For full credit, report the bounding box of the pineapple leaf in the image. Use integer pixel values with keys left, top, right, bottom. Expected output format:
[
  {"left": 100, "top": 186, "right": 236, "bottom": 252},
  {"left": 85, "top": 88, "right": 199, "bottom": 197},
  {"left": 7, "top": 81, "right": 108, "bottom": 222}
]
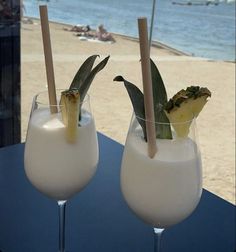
[
  {"left": 80, "top": 55, "right": 110, "bottom": 102},
  {"left": 150, "top": 59, "right": 172, "bottom": 139},
  {"left": 69, "top": 55, "right": 99, "bottom": 90},
  {"left": 155, "top": 104, "right": 173, "bottom": 139},
  {"left": 150, "top": 59, "right": 167, "bottom": 105},
  {"left": 114, "top": 75, "right": 147, "bottom": 141}
]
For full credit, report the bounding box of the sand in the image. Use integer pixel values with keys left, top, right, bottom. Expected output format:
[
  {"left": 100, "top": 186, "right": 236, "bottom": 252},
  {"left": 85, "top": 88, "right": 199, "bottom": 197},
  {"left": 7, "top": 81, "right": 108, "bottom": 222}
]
[{"left": 21, "top": 19, "right": 235, "bottom": 204}]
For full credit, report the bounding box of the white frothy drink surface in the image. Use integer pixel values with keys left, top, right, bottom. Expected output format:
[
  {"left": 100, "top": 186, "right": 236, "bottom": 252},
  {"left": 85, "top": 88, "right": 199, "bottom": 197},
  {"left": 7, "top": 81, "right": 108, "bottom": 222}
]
[
  {"left": 121, "top": 128, "right": 202, "bottom": 228},
  {"left": 24, "top": 108, "right": 98, "bottom": 200}
]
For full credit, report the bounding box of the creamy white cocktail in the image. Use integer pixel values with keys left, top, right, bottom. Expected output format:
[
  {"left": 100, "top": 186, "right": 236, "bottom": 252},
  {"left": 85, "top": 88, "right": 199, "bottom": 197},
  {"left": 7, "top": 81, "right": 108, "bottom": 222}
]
[
  {"left": 121, "top": 120, "right": 202, "bottom": 228},
  {"left": 23, "top": 52, "right": 109, "bottom": 252},
  {"left": 114, "top": 53, "right": 210, "bottom": 252},
  {"left": 24, "top": 107, "right": 98, "bottom": 200}
]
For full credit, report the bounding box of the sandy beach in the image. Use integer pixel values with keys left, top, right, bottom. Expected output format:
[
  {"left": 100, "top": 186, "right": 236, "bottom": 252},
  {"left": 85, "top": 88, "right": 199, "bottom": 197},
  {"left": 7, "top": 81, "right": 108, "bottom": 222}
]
[{"left": 21, "top": 19, "right": 235, "bottom": 204}]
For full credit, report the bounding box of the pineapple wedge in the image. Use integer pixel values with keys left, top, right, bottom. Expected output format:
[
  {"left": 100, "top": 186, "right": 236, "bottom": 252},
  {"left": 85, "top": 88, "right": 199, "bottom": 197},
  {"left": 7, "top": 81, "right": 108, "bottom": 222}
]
[
  {"left": 60, "top": 89, "right": 80, "bottom": 143},
  {"left": 164, "top": 86, "right": 211, "bottom": 137}
]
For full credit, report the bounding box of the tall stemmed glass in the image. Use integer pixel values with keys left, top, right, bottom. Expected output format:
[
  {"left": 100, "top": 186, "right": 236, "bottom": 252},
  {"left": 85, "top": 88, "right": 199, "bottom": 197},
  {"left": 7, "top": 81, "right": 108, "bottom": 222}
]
[
  {"left": 120, "top": 114, "right": 202, "bottom": 252},
  {"left": 24, "top": 89, "right": 99, "bottom": 252}
]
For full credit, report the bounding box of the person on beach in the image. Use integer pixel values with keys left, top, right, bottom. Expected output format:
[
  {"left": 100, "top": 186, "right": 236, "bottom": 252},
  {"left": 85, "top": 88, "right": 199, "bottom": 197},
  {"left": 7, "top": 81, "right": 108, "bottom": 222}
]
[
  {"left": 74, "top": 24, "right": 115, "bottom": 43},
  {"left": 64, "top": 24, "right": 90, "bottom": 33},
  {"left": 96, "top": 24, "right": 115, "bottom": 42}
]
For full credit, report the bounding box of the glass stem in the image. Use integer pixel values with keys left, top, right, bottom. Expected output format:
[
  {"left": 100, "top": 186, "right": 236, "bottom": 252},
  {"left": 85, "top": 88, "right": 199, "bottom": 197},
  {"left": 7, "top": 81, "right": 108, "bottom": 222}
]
[
  {"left": 153, "top": 227, "right": 164, "bottom": 252},
  {"left": 58, "top": 200, "right": 67, "bottom": 252}
]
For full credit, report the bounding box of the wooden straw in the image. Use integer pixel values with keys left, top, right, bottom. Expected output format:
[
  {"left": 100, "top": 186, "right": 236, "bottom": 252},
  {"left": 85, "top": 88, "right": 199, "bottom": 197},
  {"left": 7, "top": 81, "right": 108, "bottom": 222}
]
[
  {"left": 138, "top": 17, "right": 157, "bottom": 158},
  {"left": 39, "top": 5, "right": 58, "bottom": 113}
]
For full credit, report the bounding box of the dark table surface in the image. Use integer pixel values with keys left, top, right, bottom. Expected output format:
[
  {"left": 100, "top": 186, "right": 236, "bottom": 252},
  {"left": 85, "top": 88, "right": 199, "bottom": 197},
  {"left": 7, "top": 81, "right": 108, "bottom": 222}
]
[{"left": 0, "top": 133, "right": 235, "bottom": 252}]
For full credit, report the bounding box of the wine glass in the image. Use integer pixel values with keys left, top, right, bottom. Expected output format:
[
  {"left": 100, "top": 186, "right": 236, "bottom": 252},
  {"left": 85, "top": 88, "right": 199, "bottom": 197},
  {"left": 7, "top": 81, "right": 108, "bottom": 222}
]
[
  {"left": 120, "top": 114, "right": 202, "bottom": 252},
  {"left": 24, "top": 89, "right": 99, "bottom": 252}
]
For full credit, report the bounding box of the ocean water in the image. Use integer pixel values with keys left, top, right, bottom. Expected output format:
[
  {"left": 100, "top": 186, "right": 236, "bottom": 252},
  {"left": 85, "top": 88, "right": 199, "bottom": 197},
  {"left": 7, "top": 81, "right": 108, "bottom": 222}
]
[{"left": 23, "top": 0, "right": 235, "bottom": 61}]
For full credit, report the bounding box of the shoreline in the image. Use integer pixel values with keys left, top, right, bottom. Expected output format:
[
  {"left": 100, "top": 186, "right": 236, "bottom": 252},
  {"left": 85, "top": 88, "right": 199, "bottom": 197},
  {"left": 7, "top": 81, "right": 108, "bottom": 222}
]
[
  {"left": 23, "top": 16, "right": 188, "bottom": 57},
  {"left": 21, "top": 18, "right": 235, "bottom": 204},
  {"left": 113, "top": 33, "right": 190, "bottom": 57},
  {"left": 23, "top": 16, "right": 235, "bottom": 63}
]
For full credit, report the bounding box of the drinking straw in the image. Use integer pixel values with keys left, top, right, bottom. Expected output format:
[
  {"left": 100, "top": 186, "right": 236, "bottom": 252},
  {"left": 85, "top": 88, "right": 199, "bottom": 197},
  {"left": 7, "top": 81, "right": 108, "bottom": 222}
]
[
  {"left": 39, "top": 5, "right": 58, "bottom": 113},
  {"left": 138, "top": 17, "right": 157, "bottom": 158}
]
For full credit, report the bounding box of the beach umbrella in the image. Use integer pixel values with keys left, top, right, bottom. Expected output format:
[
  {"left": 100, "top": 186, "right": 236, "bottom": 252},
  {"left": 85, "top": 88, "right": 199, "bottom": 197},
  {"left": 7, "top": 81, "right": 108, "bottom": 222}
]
[{"left": 149, "top": 0, "right": 157, "bottom": 49}]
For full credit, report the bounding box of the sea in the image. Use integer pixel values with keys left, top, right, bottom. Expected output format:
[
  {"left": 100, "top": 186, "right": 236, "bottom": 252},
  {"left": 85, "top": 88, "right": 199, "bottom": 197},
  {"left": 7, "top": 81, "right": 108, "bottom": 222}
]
[{"left": 23, "top": 0, "right": 235, "bottom": 61}]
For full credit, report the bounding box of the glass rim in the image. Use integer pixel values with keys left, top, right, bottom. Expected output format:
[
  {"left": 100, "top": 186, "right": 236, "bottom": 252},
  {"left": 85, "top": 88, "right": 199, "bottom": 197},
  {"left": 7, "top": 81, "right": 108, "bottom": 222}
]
[
  {"left": 34, "top": 89, "right": 90, "bottom": 107},
  {"left": 134, "top": 113, "right": 195, "bottom": 125}
]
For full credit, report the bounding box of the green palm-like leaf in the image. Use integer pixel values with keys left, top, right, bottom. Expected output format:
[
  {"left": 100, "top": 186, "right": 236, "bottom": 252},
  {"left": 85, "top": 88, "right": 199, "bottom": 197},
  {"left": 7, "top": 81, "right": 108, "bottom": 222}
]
[
  {"left": 150, "top": 59, "right": 172, "bottom": 139},
  {"left": 69, "top": 55, "right": 99, "bottom": 90},
  {"left": 150, "top": 58, "right": 167, "bottom": 105},
  {"left": 79, "top": 56, "right": 110, "bottom": 102},
  {"left": 114, "top": 59, "right": 172, "bottom": 140},
  {"left": 61, "top": 55, "right": 109, "bottom": 123},
  {"left": 114, "top": 76, "right": 147, "bottom": 141}
]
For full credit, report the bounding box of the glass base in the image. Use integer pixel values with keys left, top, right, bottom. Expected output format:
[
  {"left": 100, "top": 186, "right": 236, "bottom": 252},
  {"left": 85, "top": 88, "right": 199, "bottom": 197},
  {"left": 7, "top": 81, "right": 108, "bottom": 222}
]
[
  {"left": 58, "top": 200, "right": 67, "bottom": 252},
  {"left": 153, "top": 227, "right": 165, "bottom": 252}
]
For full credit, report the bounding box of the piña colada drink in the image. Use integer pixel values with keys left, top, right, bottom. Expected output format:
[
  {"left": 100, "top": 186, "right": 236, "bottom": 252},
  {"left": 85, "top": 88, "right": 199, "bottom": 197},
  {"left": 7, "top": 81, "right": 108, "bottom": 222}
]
[
  {"left": 24, "top": 55, "right": 109, "bottom": 252},
  {"left": 24, "top": 55, "right": 109, "bottom": 200},
  {"left": 120, "top": 86, "right": 211, "bottom": 228},
  {"left": 114, "top": 61, "right": 211, "bottom": 252},
  {"left": 24, "top": 93, "right": 98, "bottom": 200},
  {"left": 121, "top": 116, "right": 202, "bottom": 228}
]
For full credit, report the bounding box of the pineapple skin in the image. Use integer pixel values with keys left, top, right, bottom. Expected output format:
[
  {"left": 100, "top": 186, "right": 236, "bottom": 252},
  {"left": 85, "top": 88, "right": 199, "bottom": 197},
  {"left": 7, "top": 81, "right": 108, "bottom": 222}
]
[{"left": 164, "top": 86, "right": 211, "bottom": 137}]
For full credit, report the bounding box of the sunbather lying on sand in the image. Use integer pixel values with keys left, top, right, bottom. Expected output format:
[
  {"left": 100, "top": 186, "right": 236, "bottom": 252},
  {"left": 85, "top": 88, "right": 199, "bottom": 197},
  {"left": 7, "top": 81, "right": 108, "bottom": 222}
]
[
  {"left": 64, "top": 24, "right": 91, "bottom": 32},
  {"left": 96, "top": 24, "right": 115, "bottom": 42},
  {"left": 74, "top": 24, "right": 116, "bottom": 43}
]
